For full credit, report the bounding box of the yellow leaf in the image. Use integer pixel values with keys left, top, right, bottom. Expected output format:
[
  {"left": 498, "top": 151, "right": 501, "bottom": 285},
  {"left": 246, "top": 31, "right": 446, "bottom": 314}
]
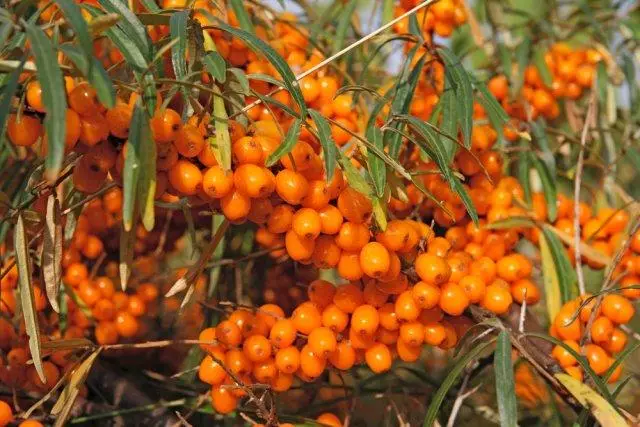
[
  {"left": 539, "top": 231, "right": 561, "bottom": 322},
  {"left": 555, "top": 373, "right": 628, "bottom": 427}
]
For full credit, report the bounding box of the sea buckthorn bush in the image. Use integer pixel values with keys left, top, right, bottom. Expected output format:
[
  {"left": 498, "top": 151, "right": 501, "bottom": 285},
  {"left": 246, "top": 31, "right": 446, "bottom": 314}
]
[{"left": 0, "top": 0, "right": 638, "bottom": 426}]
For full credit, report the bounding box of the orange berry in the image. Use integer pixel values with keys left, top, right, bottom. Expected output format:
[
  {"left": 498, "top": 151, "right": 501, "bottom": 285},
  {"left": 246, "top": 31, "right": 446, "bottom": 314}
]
[
  {"left": 590, "top": 316, "right": 614, "bottom": 344},
  {"left": 584, "top": 344, "right": 611, "bottom": 375},
  {"left": 415, "top": 253, "right": 451, "bottom": 285},
  {"left": 602, "top": 294, "right": 635, "bottom": 324},
  {"left": 299, "top": 344, "right": 326, "bottom": 378},
  {"left": 333, "top": 283, "right": 364, "bottom": 313},
  {"left": 351, "top": 304, "right": 379, "bottom": 336},
  {"left": 551, "top": 340, "right": 579, "bottom": 368},
  {"left": 365, "top": 343, "right": 392, "bottom": 373},
  {"left": 7, "top": 114, "right": 42, "bottom": 147},
  {"left": 221, "top": 189, "right": 251, "bottom": 222},
  {"left": 359, "top": 242, "right": 391, "bottom": 279},
  {"left": 423, "top": 321, "right": 447, "bottom": 346},
  {"left": 292, "top": 302, "right": 322, "bottom": 335},
  {"left": 481, "top": 284, "right": 513, "bottom": 315},
  {"left": 292, "top": 208, "right": 322, "bottom": 240},
  {"left": 216, "top": 320, "right": 243, "bottom": 347},
  {"left": 327, "top": 341, "right": 355, "bottom": 371},
  {"left": 168, "top": 160, "right": 202, "bottom": 196},
  {"left": 275, "top": 346, "right": 300, "bottom": 374},
  {"left": 151, "top": 108, "right": 182, "bottom": 143},
  {"left": 199, "top": 353, "right": 228, "bottom": 385},
  {"left": 337, "top": 187, "right": 372, "bottom": 224},
  {"left": 395, "top": 290, "right": 420, "bottom": 322},
  {"left": 210, "top": 386, "right": 238, "bottom": 414},
  {"left": 439, "top": 283, "right": 470, "bottom": 316},
  {"left": 243, "top": 335, "right": 272, "bottom": 363},
  {"left": 308, "top": 327, "right": 337, "bottom": 357},
  {"left": 603, "top": 328, "right": 627, "bottom": 354}
]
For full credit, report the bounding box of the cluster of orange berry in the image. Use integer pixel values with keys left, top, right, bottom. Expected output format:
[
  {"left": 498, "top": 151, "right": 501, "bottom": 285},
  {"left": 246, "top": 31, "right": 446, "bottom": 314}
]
[
  {"left": 393, "top": 0, "right": 467, "bottom": 39},
  {"left": 547, "top": 202, "right": 637, "bottom": 383},
  {"left": 489, "top": 43, "right": 602, "bottom": 127}
]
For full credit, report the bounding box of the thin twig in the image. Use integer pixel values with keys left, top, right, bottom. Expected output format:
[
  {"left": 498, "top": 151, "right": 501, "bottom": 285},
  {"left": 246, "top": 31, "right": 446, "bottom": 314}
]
[{"left": 573, "top": 91, "right": 597, "bottom": 296}]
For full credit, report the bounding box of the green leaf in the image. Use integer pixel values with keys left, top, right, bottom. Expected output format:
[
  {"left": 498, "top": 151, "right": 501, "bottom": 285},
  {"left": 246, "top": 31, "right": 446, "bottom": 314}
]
[
  {"left": 98, "top": 0, "right": 151, "bottom": 61},
  {"left": 540, "top": 226, "right": 576, "bottom": 316},
  {"left": 386, "top": 48, "right": 425, "bottom": 158},
  {"left": 24, "top": 21, "right": 67, "bottom": 181},
  {"left": 138, "top": 0, "right": 160, "bottom": 12},
  {"left": 132, "top": 106, "right": 156, "bottom": 231},
  {"left": 210, "top": 86, "right": 231, "bottom": 171},
  {"left": 451, "top": 177, "right": 478, "bottom": 225},
  {"left": 308, "top": 109, "right": 338, "bottom": 182},
  {"left": 338, "top": 152, "right": 373, "bottom": 197},
  {"left": 122, "top": 105, "right": 144, "bottom": 231},
  {"left": 538, "top": 229, "right": 562, "bottom": 322},
  {"left": 218, "top": 23, "right": 307, "bottom": 118},
  {"left": 202, "top": 51, "right": 226, "bottom": 83},
  {"left": 530, "top": 120, "right": 555, "bottom": 178},
  {"left": 42, "top": 195, "right": 62, "bottom": 313},
  {"left": 15, "top": 214, "right": 45, "bottom": 383},
  {"left": 382, "top": 0, "right": 394, "bottom": 23},
  {"left": 438, "top": 47, "right": 473, "bottom": 149},
  {"left": 333, "top": 0, "right": 357, "bottom": 54},
  {"left": 495, "top": 331, "right": 517, "bottom": 427},
  {"left": 0, "top": 59, "right": 23, "bottom": 139},
  {"left": 366, "top": 126, "right": 386, "bottom": 198},
  {"left": 531, "top": 155, "right": 557, "bottom": 222},
  {"left": 533, "top": 46, "right": 553, "bottom": 87},
  {"left": 423, "top": 340, "right": 494, "bottom": 427},
  {"left": 485, "top": 216, "right": 535, "bottom": 230},
  {"left": 229, "top": 0, "right": 255, "bottom": 35},
  {"left": 438, "top": 86, "right": 457, "bottom": 162},
  {"left": 401, "top": 115, "right": 454, "bottom": 183},
  {"left": 227, "top": 67, "right": 250, "bottom": 95},
  {"left": 54, "top": 0, "right": 93, "bottom": 61},
  {"left": 59, "top": 43, "right": 116, "bottom": 108},
  {"left": 169, "top": 10, "right": 189, "bottom": 81},
  {"left": 513, "top": 35, "right": 531, "bottom": 97},
  {"left": 497, "top": 42, "right": 512, "bottom": 80},
  {"left": 596, "top": 61, "right": 607, "bottom": 105},
  {"left": 84, "top": 6, "right": 147, "bottom": 70},
  {"left": 475, "top": 80, "right": 509, "bottom": 144},
  {"left": 517, "top": 143, "right": 532, "bottom": 204},
  {"left": 266, "top": 119, "right": 302, "bottom": 167},
  {"left": 555, "top": 373, "right": 626, "bottom": 426}
]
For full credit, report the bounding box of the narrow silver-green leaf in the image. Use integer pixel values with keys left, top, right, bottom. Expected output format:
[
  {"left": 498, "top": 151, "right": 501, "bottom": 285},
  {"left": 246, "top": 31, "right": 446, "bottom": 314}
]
[
  {"left": 15, "top": 214, "right": 45, "bottom": 382},
  {"left": 366, "top": 126, "right": 386, "bottom": 198},
  {"left": 122, "top": 105, "right": 143, "bottom": 231},
  {"left": 513, "top": 35, "right": 531, "bottom": 97},
  {"left": 423, "top": 340, "right": 494, "bottom": 427},
  {"left": 338, "top": 152, "right": 373, "bottom": 197},
  {"left": 334, "top": 0, "right": 357, "bottom": 54},
  {"left": 495, "top": 331, "right": 517, "bottom": 427},
  {"left": 266, "top": 119, "right": 302, "bottom": 167},
  {"left": 439, "top": 47, "right": 473, "bottom": 149},
  {"left": 229, "top": 0, "right": 255, "bottom": 34},
  {"left": 309, "top": 109, "right": 338, "bottom": 182},
  {"left": 134, "top": 107, "right": 156, "bottom": 231},
  {"left": 438, "top": 86, "right": 457, "bottom": 161},
  {"left": 533, "top": 46, "right": 553, "bottom": 87},
  {"left": 54, "top": 0, "right": 93, "bottom": 61},
  {"left": 60, "top": 43, "right": 115, "bottom": 108},
  {"left": 202, "top": 51, "right": 226, "bottom": 83},
  {"left": 98, "top": 0, "right": 151, "bottom": 61},
  {"left": 218, "top": 23, "right": 307, "bottom": 118},
  {"left": 42, "top": 195, "right": 62, "bottom": 312},
  {"left": 169, "top": 10, "right": 189, "bottom": 82},
  {"left": 24, "top": 22, "right": 67, "bottom": 181}
]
